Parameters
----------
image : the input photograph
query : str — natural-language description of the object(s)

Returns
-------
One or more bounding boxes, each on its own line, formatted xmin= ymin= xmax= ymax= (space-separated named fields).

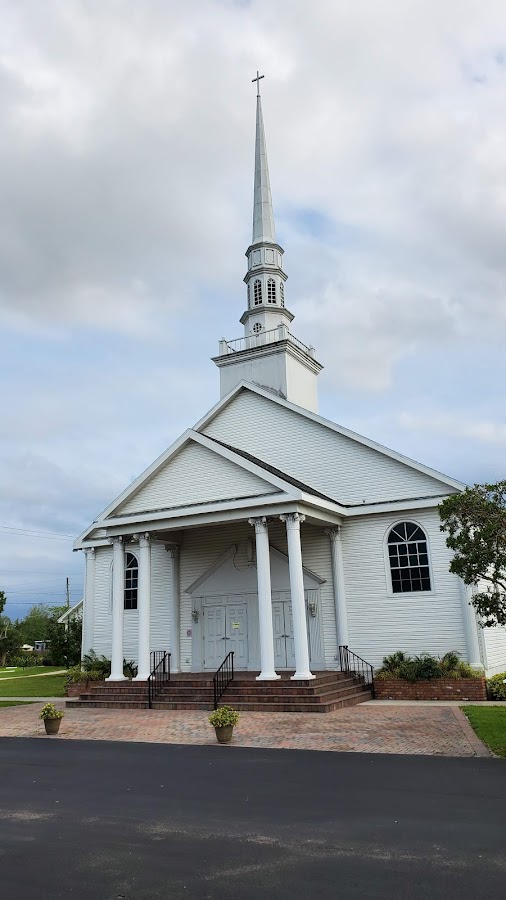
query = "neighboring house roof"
xmin=57 ymin=599 xmax=83 ymax=624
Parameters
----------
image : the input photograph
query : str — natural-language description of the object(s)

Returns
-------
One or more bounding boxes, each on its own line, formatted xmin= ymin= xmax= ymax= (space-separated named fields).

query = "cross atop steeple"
xmin=252 ymin=70 xmax=264 ymax=97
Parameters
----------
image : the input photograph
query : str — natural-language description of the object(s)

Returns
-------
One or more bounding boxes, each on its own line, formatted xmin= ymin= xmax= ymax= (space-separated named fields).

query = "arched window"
xmin=124 ymin=552 xmax=138 ymax=609
xmin=280 ymin=281 xmax=285 ymax=307
xmin=387 ymin=522 xmax=431 ymax=593
xmin=267 ymin=278 xmax=276 ymax=303
xmin=254 ymin=279 xmax=262 ymax=305
xmin=247 ymin=284 xmax=251 ymax=309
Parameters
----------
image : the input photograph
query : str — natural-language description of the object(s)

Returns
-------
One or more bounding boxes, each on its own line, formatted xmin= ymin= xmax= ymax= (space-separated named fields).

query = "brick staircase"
xmin=66 ymin=671 xmax=372 ymax=713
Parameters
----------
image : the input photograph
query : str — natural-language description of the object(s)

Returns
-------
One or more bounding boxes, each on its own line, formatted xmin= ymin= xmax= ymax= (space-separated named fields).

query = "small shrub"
xmin=65 ymin=666 xmax=84 ymax=685
xmin=39 ymin=703 xmax=64 ymax=720
xmin=209 ymin=705 xmax=240 ymax=728
xmin=123 ymin=659 xmax=138 ymax=679
xmin=81 ymin=651 xmax=111 ymax=679
xmin=375 ymin=650 xmax=483 ymax=682
xmin=487 ymin=672 xmax=506 ymax=700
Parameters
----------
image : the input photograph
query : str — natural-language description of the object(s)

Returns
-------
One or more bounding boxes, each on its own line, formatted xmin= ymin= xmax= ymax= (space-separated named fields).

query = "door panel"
xmin=203 ymin=605 xmax=226 ymax=670
xmin=284 ymin=603 xmax=296 ymax=669
xmin=272 ymin=601 xmax=286 ymax=669
xmin=226 ymin=604 xmax=248 ymax=668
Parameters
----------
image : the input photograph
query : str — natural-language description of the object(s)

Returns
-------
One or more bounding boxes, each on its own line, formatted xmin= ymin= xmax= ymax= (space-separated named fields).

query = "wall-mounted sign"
xmin=232 ymin=623 xmax=240 ymax=629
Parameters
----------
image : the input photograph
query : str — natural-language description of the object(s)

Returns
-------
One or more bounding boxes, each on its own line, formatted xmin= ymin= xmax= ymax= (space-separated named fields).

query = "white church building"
xmin=75 ymin=81 xmax=506 ymax=688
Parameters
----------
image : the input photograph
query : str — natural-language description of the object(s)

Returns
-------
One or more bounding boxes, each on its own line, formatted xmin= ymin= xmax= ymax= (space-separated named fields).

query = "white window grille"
xmin=267 ymin=278 xmax=276 ymax=303
xmin=254 ymin=279 xmax=262 ymax=305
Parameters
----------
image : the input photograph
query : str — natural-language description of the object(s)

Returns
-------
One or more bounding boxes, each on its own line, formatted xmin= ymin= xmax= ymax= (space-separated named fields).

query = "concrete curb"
xmin=452 ymin=707 xmax=493 ymax=758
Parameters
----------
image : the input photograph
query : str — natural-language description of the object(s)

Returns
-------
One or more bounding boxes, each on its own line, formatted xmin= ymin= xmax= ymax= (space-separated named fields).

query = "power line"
xmin=0 ymin=525 xmax=74 ymax=540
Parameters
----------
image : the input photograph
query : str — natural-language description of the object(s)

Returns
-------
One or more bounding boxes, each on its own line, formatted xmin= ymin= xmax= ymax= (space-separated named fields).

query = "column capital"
xmin=280 ymin=512 xmax=305 ymax=529
xmin=139 ymin=532 xmax=151 ymax=548
xmin=85 ymin=546 xmax=96 ymax=556
xmin=108 ymin=535 xmax=123 ymax=546
xmin=248 ymin=516 xmax=267 ymax=533
xmin=165 ymin=544 xmax=180 ymax=559
xmin=324 ymin=525 xmax=342 ymax=541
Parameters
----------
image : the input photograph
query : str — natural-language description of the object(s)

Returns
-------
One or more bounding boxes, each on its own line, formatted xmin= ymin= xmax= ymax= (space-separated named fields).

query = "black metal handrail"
xmin=339 ymin=645 xmax=375 ymax=697
xmin=213 ymin=651 xmax=234 ymax=709
xmin=148 ymin=651 xmax=171 ymax=709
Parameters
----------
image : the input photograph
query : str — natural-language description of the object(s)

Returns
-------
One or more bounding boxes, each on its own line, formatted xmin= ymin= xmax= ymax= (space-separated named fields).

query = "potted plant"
xmin=40 ymin=703 xmax=64 ymax=735
xmin=209 ymin=705 xmax=239 ymax=744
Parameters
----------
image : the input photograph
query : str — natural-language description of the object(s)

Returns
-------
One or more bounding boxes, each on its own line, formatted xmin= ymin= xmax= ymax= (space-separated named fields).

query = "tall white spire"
xmin=212 ymin=72 xmax=323 ymax=412
xmin=252 ymin=90 xmax=276 ymax=245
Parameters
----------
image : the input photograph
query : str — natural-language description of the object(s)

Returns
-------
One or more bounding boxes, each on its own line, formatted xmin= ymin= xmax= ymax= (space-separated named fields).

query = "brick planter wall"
xmin=374 ymin=678 xmax=487 ymax=701
xmin=66 ymin=680 xmax=104 ymax=697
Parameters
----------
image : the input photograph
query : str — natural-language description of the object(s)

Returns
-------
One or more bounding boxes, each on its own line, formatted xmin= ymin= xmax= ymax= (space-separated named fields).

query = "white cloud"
xmin=1 ymin=0 xmax=506 ymax=611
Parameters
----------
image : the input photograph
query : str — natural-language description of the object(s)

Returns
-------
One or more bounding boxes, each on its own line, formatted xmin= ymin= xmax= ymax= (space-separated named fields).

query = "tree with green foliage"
xmin=0 ymin=590 xmax=21 ymax=666
xmin=46 ymin=606 xmax=82 ymax=667
xmin=439 ymin=480 xmax=506 ymax=627
xmin=16 ymin=603 xmax=53 ymax=646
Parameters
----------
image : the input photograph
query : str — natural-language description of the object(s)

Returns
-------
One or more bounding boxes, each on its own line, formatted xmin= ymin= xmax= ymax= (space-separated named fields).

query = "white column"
xmin=134 ymin=533 xmax=151 ymax=681
xmin=459 ymin=580 xmax=484 ymax=669
xmin=249 ymin=517 xmax=280 ymax=680
xmin=280 ymin=513 xmax=315 ymax=680
xmin=167 ymin=546 xmax=181 ymax=674
xmin=325 ymin=526 xmax=349 ymax=651
xmin=107 ymin=536 xmax=126 ymax=681
xmin=82 ymin=547 xmax=96 ymax=657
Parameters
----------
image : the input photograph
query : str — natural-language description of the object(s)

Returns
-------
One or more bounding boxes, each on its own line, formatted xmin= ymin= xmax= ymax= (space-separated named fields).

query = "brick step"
xmin=66 ymin=688 xmax=372 ymax=713
xmin=218 ymin=678 xmax=358 ymax=697
xmin=156 ymin=681 xmax=363 ymax=702
xmin=66 ymin=699 xmax=149 ymax=710
xmin=234 ymin=685 xmax=368 ymax=704
xmin=223 ymin=691 xmax=373 ymax=713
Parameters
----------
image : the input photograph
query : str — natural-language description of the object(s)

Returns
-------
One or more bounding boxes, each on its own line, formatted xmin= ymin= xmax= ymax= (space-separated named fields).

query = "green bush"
xmin=376 ymin=650 xmax=482 ymax=681
xmin=487 ymin=672 xmax=506 ymax=700
xmin=209 ymin=705 xmax=240 ymax=728
xmin=65 ymin=666 xmax=103 ymax=685
xmin=81 ymin=651 xmax=111 ymax=678
xmin=81 ymin=651 xmax=137 ymax=680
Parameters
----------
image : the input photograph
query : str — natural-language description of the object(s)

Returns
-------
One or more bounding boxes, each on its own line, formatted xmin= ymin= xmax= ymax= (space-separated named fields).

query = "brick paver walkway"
xmin=0 ymin=702 xmax=490 ymax=756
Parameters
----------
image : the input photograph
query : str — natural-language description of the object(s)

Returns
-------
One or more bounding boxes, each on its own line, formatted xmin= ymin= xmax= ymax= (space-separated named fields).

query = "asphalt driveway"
xmin=0 ymin=738 xmax=504 ymax=899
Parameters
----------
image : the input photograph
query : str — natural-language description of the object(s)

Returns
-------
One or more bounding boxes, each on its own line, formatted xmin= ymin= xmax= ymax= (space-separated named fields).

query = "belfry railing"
xmin=338 ymin=645 xmax=375 ymax=697
xmin=148 ymin=651 xmax=171 ymax=709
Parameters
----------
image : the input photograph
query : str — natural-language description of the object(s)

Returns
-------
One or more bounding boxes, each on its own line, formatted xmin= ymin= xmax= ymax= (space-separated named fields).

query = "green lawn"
xmin=462 ymin=706 xmax=506 ymax=757
xmin=0 ymin=701 xmax=36 ymax=707
xmin=0 ymin=674 xmax=66 ymax=698
xmin=0 ymin=666 xmax=64 ymax=679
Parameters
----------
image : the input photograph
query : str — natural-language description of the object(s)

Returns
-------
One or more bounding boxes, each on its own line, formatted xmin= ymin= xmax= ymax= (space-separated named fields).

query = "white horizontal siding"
xmin=90 ymin=542 xmax=174 ymax=666
xmin=341 ymin=508 xmax=467 ymax=669
xmin=203 ymin=389 xmax=453 ymax=505
xmin=92 ymin=546 xmax=113 ymax=659
xmin=483 ymin=626 xmax=506 ymax=675
xmin=150 ymin=541 xmax=172 ymax=655
xmin=116 ymin=441 xmax=276 ymax=516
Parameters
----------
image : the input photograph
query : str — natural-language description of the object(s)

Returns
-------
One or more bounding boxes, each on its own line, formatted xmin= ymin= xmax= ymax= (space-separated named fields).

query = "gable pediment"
xmin=187 ymin=545 xmax=324 ymax=596
xmin=111 ymin=439 xmax=279 ymax=518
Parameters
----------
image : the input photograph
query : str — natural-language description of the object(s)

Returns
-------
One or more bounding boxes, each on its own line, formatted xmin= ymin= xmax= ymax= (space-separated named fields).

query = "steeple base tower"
xmin=213 ymin=328 xmax=322 ymax=411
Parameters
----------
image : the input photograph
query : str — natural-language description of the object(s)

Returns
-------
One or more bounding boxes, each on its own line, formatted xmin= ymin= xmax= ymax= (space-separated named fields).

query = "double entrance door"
xmin=272 ymin=594 xmax=296 ymax=670
xmin=202 ymin=601 xmax=248 ymax=670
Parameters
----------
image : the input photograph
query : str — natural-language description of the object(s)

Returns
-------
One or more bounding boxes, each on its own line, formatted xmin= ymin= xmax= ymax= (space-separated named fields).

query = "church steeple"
xmin=241 ymin=72 xmax=291 ymax=335
xmin=212 ymin=74 xmax=323 ymax=412
xmin=252 ymin=85 xmax=276 ymax=245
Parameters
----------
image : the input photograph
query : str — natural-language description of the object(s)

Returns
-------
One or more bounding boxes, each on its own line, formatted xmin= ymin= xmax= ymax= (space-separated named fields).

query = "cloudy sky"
xmin=1 ymin=0 xmax=505 ymax=618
